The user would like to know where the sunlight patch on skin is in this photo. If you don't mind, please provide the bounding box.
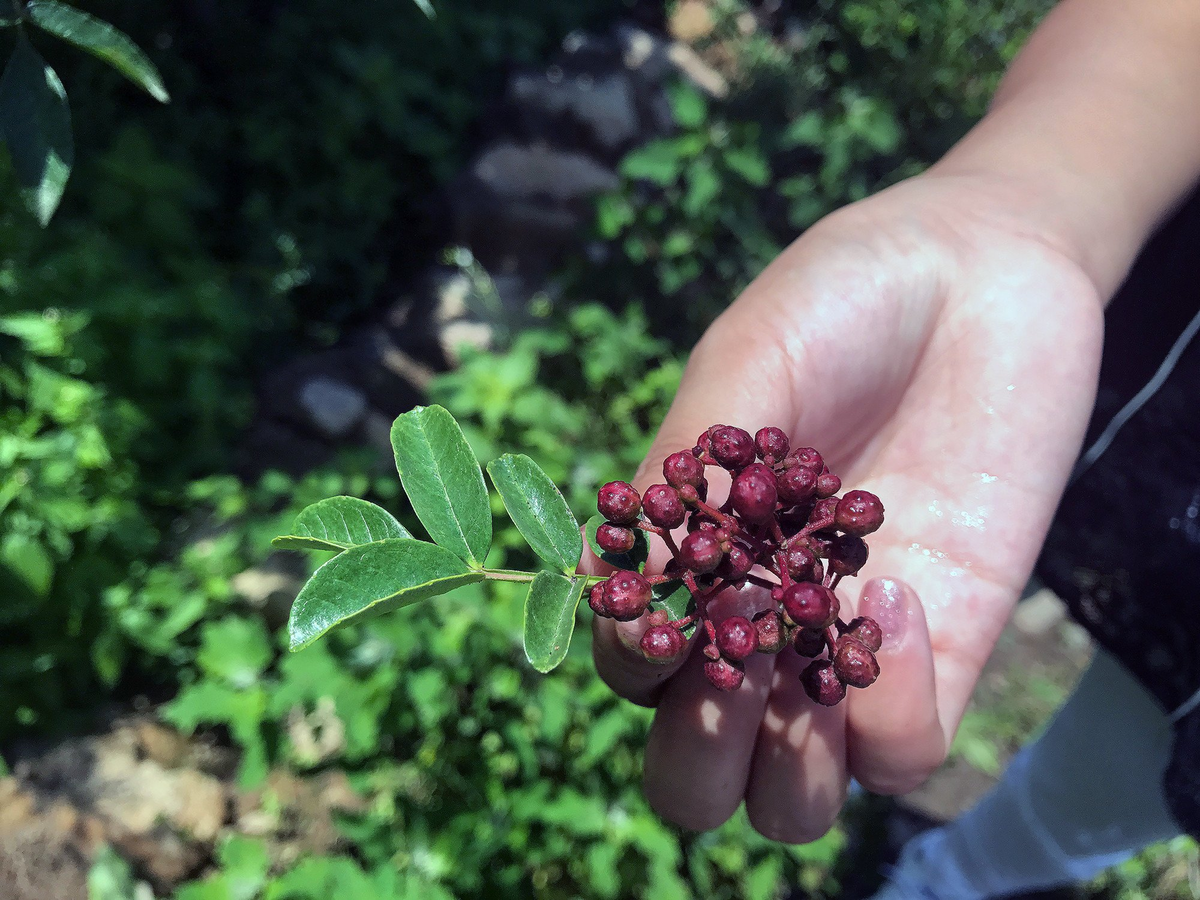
[699,698,723,735]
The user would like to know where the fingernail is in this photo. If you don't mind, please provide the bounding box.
[858,577,913,652]
[616,617,647,653]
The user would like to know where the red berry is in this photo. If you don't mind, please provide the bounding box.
[709,425,756,470]
[835,490,885,537]
[754,426,790,464]
[588,583,609,616]
[790,447,823,471]
[642,484,686,529]
[834,637,880,688]
[597,481,641,524]
[729,466,778,521]
[687,511,720,534]
[816,472,842,499]
[664,451,706,489]
[715,543,754,581]
[716,615,758,661]
[602,570,652,621]
[784,543,818,581]
[809,496,839,530]
[827,533,869,576]
[776,465,817,504]
[792,627,826,657]
[641,624,687,664]
[677,481,707,505]
[752,610,786,654]
[694,426,722,458]
[679,531,724,573]
[703,656,746,691]
[597,523,636,554]
[801,659,846,706]
[842,616,883,652]
[781,582,838,629]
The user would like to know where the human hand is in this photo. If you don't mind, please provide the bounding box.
[588,171,1105,841]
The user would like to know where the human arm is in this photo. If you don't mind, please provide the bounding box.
[589,0,1200,841]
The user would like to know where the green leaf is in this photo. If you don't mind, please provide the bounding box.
[487,454,581,573]
[619,139,683,185]
[584,514,649,572]
[390,405,491,567]
[26,1,170,102]
[0,36,73,224]
[722,145,769,186]
[272,496,411,553]
[668,83,707,129]
[523,571,587,673]
[288,539,483,650]
[651,580,695,634]
[1,533,54,596]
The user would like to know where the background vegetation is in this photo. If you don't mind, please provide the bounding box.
[2,1,1194,897]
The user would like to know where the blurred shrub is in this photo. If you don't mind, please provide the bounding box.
[585,0,1052,338]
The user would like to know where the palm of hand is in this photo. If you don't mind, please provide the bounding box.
[590,176,1104,841]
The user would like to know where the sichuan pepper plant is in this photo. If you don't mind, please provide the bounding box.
[277,406,886,701]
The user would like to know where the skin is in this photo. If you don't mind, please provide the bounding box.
[588,0,1200,842]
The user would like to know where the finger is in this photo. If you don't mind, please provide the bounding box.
[590,332,792,708]
[642,601,776,832]
[587,532,695,707]
[744,648,849,844]
[845,577,946,795]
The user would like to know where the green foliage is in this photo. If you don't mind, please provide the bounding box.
[0,1,166,222]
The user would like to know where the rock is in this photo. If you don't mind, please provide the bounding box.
[232,555,305,630]
[1012,588,1068,637]
[510,70,639,150]
[298,376,368,439]
[669,0,715,42]
[471,142,619,203]
[439,320,493,365]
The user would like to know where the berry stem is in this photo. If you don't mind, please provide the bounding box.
[692,498,737,530]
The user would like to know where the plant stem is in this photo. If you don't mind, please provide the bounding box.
[481,568,605,586]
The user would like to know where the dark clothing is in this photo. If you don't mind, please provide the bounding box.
[1037,186,1200,837]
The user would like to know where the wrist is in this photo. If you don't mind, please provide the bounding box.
[926,139,1143,305]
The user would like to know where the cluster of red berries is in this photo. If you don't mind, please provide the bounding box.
[589,425,885,706]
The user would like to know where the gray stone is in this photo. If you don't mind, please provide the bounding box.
[298,377,367,439]
[509,71,639,150]
[471,142,619,203]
